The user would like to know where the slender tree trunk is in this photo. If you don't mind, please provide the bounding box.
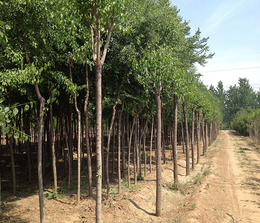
[49,92,58,194]
[68,102,72,189]
[149,116,154,173]
[122,112,126,179]
[118,103,123,194]
[181,121,185,154]
[143,111,148,177]
[182,102,190,176]
[134,122,137,185]
[95,61,102,223]
[84,63,93,197]
[155,86,162,217]
[127,118,136,187]
[24,111,32,182]
[75,100,81,205]
[172,95,178,183]
[161,108,165,164]
[112,124,115,178]
[191,107,195,170]
[205,120,208,153]
[35,83,45,223]
[202,114,205,155]
[196,111,201,164]
[10,137,16,194]
[105,104,117,199]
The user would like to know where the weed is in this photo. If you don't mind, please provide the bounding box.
[193,174,200,185]
[137,174,144,181]
[240,147,250,151]
[191,203,196,209]
[46,189,57,200]
[172,219,181,223]
[27,206,30,212]
[203,168,210,176]
[205,183,210,190]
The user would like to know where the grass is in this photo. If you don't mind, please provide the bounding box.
[193,174,200,185]
[191,203,196,209]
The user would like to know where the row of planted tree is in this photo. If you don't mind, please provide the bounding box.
[0,0,222,222]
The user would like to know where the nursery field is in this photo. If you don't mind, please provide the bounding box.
[1,130,260,222]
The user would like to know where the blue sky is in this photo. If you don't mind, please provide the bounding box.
[170,0,260,91]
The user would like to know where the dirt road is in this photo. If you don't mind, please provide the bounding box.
[183,130,260,223]
[1,130,260,222]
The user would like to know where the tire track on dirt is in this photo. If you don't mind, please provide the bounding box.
[182,130,260,223]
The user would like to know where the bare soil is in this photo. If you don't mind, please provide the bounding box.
[1,130,260,222]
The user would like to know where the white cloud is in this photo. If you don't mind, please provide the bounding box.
[206,0,247,33]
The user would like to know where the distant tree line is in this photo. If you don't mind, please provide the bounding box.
[209,77,260,136]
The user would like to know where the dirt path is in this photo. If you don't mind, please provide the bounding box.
[182,130,260,223]
[1,130,260,222]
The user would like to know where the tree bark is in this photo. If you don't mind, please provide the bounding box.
[105,104,117,198]
[202,114,205,155]
[155,86,162,217]
[172,95,178,183]
[35,83,45,223]
[196,111,201,164]
[118,103,123,194]
[127,118,136,187]
[9,137,16,194]
[84,63,93,197]
[49,92,58,194]
[149,116,154,173]
[182,102,190,176]
[191,107,195,170]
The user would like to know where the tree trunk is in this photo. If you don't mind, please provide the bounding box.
[10,137,16,194]
[149,116,154,173]
[155,86,162,217]
[182,102,190,176]
[172,95,178,183]
[196,111,201,164]
[122,112,126,179]
[84,63,93,197]
[205,120,208,153]
[24,110,32,182]
[127,118,136,188]
[68,102,72,189]
[118,103,123,194]
[202,114,205,155]
[162,108,165,164]
[105,104,117,199]
[181,121,185,154]
[49,92,58,194]
[95,61,102,223]
[75,99,81,205]
[143,111,148,177]
[191,107,195,170]
[134,121,137,185]
[35,83,45,223]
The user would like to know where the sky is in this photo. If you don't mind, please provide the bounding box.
[170,0,260,91]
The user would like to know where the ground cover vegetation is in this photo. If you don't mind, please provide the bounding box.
[0,0,223,222]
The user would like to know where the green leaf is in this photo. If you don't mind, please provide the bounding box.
[14,132,19,139]
[24,104,30,111]
[13,108,19,116]
[3,126,10,134]
[4,107,9,113]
